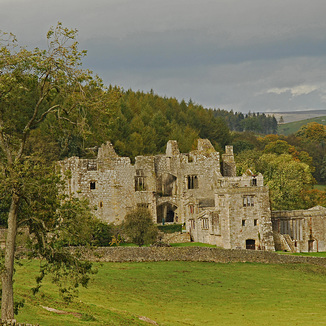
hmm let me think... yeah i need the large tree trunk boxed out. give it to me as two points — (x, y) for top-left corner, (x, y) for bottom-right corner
(1, 194), (19, 321)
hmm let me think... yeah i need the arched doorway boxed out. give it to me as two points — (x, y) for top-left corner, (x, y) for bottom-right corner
(157, 202), (177, 223)
(246, 239), (256, 250)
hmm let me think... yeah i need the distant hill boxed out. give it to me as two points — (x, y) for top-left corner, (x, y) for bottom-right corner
(278, 115), (326, 135)
(266, 109), (326, 124)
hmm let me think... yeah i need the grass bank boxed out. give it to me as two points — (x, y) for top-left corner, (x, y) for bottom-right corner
(13, 260), (326, 326)
(278, 115), (326, 135)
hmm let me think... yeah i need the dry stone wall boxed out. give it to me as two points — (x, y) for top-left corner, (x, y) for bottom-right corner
(75, 247), (326, 266)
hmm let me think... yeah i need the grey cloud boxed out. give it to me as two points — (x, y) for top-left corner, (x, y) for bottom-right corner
(2, 0), (326, 112)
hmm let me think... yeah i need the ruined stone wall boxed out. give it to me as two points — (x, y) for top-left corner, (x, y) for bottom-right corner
(59, 139), (275, 251)
(58, 145), (137, 224)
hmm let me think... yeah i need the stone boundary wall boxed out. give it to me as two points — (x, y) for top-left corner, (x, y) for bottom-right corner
(0, 322), (37, 326)
(74, 247), (326, 267)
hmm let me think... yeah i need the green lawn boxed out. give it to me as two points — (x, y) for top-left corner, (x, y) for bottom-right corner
(12, 260), (326, 326)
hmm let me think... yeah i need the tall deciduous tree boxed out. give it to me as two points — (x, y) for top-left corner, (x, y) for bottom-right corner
(0, 23), (98, 321)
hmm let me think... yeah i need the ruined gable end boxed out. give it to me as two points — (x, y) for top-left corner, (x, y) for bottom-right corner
(166, 140), (180, 157)
(97, 141), (119, 160)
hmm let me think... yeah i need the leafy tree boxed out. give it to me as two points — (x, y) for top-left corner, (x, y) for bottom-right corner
(263, 140), (293, 155)
(257, 154), (315, 210)
(90, 220), (115, 247)
(296, 122), (326, 143)
(235, 149), (262, 176)
(0, 24), (99, 320)
(122, 208), (158, 247)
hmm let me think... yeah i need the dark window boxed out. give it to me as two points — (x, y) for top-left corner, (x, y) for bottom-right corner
(99, 201), (103, 208)
(187, 175), (198, 189)
(254, 219), (258, 226)
(90, 181), (96, 190)
(242, 219), (246, 227)
(251, 177), (257, 186)
(135, 176), (146, 191)
(137, 203), (149, 209)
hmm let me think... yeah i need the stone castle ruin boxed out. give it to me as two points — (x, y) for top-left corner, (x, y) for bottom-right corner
(59, 139), (326, 252)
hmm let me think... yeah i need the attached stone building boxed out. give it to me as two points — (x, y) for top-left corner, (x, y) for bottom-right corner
(59, 139), (275, 251)
(272, 206), (326, 252)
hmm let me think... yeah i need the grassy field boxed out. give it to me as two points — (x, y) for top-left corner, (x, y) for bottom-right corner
(12, 260), (326, 326)
(278, 115), (326, 135)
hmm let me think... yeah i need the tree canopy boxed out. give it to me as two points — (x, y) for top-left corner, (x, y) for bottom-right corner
(0, 23), (99, 321)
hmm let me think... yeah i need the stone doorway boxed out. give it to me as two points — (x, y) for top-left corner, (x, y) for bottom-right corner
(246, 239), (256, 250)
(308, 239), (314, 252)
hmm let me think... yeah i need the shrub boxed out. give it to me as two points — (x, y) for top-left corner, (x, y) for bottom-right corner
(122, 208), (158, 247)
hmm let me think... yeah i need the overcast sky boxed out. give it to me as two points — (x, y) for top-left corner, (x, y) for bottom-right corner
(2, 0), (326, 113)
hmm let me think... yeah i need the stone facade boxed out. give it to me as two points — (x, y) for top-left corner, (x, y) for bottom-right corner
(59, 139), (275, 251)
(272, 206), (326, 252)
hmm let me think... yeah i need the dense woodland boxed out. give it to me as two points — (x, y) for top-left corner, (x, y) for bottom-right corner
(212, 108), (278, 134)
(34, 88), (277, 161)
(26, 85), (326, 211)
(36, 87), (231, 161)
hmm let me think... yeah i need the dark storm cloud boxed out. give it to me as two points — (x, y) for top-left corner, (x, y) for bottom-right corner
(2, 0), (326, 112)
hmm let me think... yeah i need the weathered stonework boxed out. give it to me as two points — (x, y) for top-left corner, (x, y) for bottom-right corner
(272, 206), (326, 252)
(59, 139), (275, 251)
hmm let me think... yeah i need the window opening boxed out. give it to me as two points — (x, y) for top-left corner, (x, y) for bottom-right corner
(242, 219), (246, 227)
(87, 160), (97, 171)
(90, 181), (96, 190)
(189, 204), (195, 214)
(250, 177), (257, 186)
(243, 195), (254, 207)
(202, 218), (209, 229)
(137, 203), (149, 209)
(187, 175), (198, 189)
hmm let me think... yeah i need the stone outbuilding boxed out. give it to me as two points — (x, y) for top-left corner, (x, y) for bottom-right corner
(272, 206), (326, 252)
